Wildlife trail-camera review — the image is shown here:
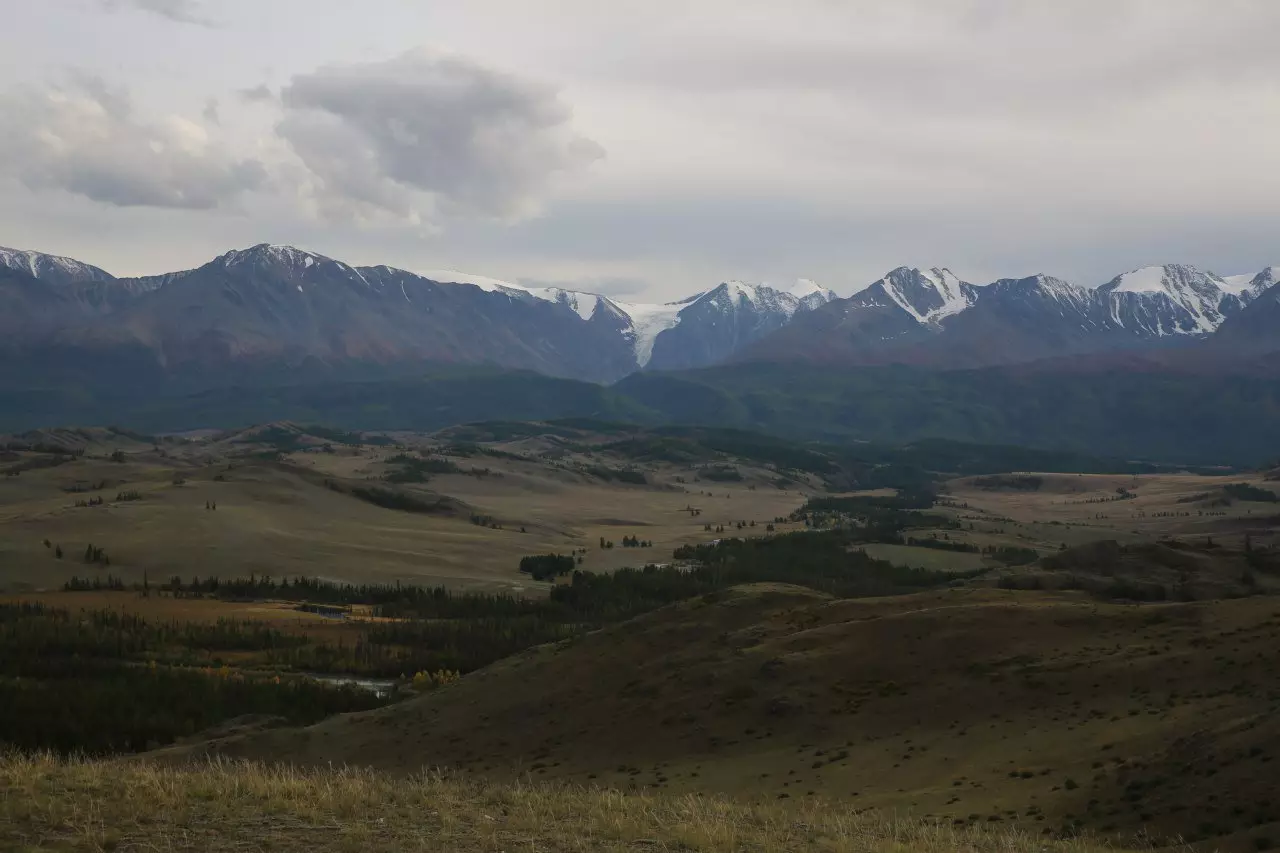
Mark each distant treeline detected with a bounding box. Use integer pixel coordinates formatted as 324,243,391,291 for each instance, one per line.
971,475,1044,491
1224,483,1280,503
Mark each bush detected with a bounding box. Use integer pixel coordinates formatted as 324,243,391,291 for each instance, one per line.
519,554,576,581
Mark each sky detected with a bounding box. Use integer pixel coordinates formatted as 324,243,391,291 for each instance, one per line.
1,0,1278,301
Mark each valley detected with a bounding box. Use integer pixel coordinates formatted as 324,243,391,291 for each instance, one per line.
2,419,1279,851
7,5,1278,850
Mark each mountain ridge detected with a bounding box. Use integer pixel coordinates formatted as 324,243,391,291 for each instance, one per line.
1,242,1276,383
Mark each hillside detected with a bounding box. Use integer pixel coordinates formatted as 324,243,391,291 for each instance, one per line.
5,360,1280,465
0,753,1125,853
171,584,1280,850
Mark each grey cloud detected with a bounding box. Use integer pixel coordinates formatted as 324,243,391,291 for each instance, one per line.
100,0,211,25
276,48,604,224
237,84,276,104
564,1,1280,118
0,76,266,209
202,98,220,125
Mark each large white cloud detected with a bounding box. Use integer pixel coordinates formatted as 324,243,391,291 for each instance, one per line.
0,75,266,209
275,48,604,224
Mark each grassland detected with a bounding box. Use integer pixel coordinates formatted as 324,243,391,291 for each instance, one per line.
4,422,1280,852
0,752,1127,853
0,424,813,593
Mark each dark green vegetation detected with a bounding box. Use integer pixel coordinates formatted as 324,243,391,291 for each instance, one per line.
1004,538,1280,601
1224,482,1280,503
0,602,388,755
971,474,1044,490
383,454,463,483
321,479,460,515
614,364,1280,466
3,361,1278,464
519,554,577,581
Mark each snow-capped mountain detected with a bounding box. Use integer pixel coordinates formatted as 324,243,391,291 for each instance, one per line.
872,267,979,325
413,269,836,369
3,240,1276,381
0,245,159,336
741,262,1280,368
1096,264,1233,336
1220,266,1279,302
0,245,113,286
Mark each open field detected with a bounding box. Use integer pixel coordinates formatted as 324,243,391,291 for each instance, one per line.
0,752,1125,853
881,472,1280,566
0,424,814,593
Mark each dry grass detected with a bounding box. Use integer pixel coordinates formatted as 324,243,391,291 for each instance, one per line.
180,585,1280,851
944,472,1280,552
0,442,808,593
0,752,1126,853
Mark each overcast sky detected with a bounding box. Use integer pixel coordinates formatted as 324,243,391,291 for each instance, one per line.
2,0,1278,300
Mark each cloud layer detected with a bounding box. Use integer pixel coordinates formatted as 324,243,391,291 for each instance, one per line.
276,49,604,224
3,1,1279,296
0,75,265,209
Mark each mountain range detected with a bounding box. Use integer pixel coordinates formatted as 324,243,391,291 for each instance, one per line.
742,263,1279,369
0,243,837,382
2,241,1279,463
2,242,1275,386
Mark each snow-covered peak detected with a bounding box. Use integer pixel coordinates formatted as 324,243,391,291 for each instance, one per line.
786,278,834,299
1097,264,1226,334
1220,266,1279,297
0,245,114,283
719,280,761,305
218,244,329,270
875,266,976,324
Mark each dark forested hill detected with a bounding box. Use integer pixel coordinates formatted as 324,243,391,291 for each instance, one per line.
4,360,1277,466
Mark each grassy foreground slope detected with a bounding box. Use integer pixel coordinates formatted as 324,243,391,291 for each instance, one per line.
0,753,1120,853
169,584,1280,850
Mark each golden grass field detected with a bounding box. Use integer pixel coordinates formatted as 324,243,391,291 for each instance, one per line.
0,426,812,593
0,752,1128,853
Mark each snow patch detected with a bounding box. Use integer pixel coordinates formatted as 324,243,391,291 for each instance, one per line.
786,278,832,298
1106,266,1170,294
877,267,975,324
1221,266,1279,296
420,269,525,294
614,300,684,367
